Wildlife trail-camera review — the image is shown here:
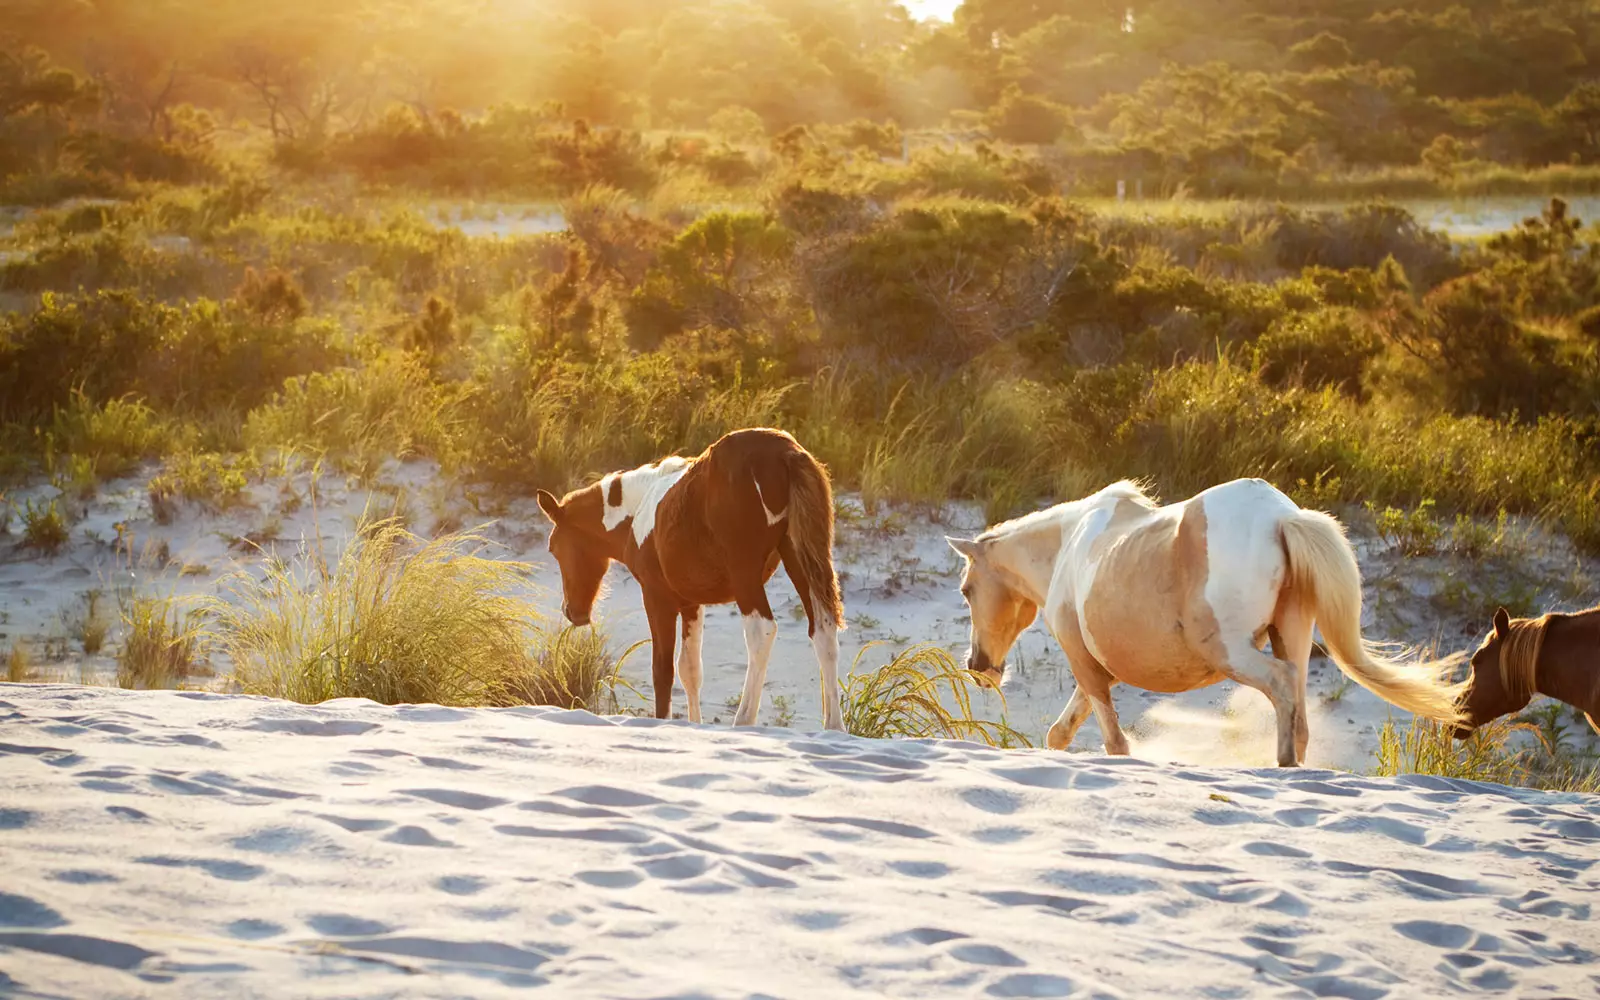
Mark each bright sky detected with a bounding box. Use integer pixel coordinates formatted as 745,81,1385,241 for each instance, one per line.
904,0,961,21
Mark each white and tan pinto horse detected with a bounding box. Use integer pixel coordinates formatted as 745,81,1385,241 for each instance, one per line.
948,478,1465,766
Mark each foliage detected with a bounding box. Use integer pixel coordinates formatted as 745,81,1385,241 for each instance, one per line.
117,592,203,690
501,626,640,713
841,644,1031,748
209,517,543,706
1374,716,1599,793
1369,499,1443,557
19,498,70,554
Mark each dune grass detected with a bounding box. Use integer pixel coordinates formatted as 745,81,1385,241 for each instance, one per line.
6,642,29,683
1373,715,1600,793
501,625,642,714
117,592,203,690
207,515,624,710
841,644,1032,748
209,517,538,706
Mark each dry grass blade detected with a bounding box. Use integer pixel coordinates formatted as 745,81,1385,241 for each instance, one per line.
209,516,543,707
841,643,1031,748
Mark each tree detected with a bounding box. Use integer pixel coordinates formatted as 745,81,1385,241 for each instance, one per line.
986,84,1072,144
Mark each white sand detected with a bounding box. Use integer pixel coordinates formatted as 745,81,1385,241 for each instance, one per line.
2,684,1596,998
4,461,1596,771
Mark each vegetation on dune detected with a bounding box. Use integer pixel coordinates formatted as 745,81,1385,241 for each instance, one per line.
116,592,203,690
1374,714,1599,794
842,644,1031,747
206,516,627,711
1,0,1597,790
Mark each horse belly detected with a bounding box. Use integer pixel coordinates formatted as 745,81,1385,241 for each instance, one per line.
1087,609,1221,693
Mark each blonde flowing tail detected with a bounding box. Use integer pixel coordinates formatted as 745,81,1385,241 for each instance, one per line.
786,449,844,631
1280,509,1466,723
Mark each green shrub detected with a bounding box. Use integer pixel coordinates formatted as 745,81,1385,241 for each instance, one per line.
52,393,172,480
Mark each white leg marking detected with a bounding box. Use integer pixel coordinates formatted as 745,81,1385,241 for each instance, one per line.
753,475,786,526
677,608,705,725
734,613,778,726
812,615,843,731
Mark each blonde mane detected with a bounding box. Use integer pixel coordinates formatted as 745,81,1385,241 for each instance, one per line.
978,479,1157,541
1498,615,1548,701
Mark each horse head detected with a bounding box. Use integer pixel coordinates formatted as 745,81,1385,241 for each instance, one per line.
537,487,612,627
947,535,1038,688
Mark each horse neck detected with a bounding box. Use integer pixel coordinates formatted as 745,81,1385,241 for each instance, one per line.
989,517,1065,607
1534,612,1600,717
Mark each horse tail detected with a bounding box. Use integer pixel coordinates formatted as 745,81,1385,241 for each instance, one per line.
1279,508,1466,723
786,447,844,632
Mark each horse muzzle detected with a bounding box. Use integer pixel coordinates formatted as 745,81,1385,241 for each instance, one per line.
563,605,591,628
965,651,1004,689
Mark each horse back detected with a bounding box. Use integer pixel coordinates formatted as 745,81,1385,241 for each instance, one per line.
646,430,795,602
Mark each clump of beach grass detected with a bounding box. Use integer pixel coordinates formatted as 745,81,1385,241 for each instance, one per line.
1373,715,1599,793
117,592,203,689
208,516,541,707
841,643,1032,748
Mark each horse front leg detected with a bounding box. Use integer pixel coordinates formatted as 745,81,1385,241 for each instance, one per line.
677,606,705,724
644,596,680,720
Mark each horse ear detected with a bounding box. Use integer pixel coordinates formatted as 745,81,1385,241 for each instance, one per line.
536,489,564,524
1493,606,1511,638
946,536,979,559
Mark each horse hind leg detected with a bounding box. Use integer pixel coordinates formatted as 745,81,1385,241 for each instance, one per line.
1212,632,1304,768
732,582,778,728
779,537,842,732
1269,594,1316,762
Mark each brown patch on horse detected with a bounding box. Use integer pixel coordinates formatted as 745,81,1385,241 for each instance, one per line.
1079,501,1221,693
607,477,623,507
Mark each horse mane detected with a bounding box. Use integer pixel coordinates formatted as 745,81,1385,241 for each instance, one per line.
1099,479,1158,509
1498,615,1549,701
978,479,1157,541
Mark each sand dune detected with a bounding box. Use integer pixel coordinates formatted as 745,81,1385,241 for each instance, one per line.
2,685,1596,998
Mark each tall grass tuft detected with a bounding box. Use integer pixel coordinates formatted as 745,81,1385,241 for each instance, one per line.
500,625,641,713
209,517,542,706
841,644,1032,747
1373,716,1599,793
6,642,30,683
20,498,71,555
117,593,203,689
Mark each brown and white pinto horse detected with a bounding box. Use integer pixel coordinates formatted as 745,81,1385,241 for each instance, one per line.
536,428,845,730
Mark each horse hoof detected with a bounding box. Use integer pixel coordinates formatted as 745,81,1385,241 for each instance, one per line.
1045,726,1071,751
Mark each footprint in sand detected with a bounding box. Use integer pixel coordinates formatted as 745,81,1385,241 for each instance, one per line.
382,825,456,848
400,788,509,811
307,914,391,937
0,892,67,929
134,856,265,882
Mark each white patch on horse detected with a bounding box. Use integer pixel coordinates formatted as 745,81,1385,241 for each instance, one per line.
752,475,786,526
599,457,693,543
